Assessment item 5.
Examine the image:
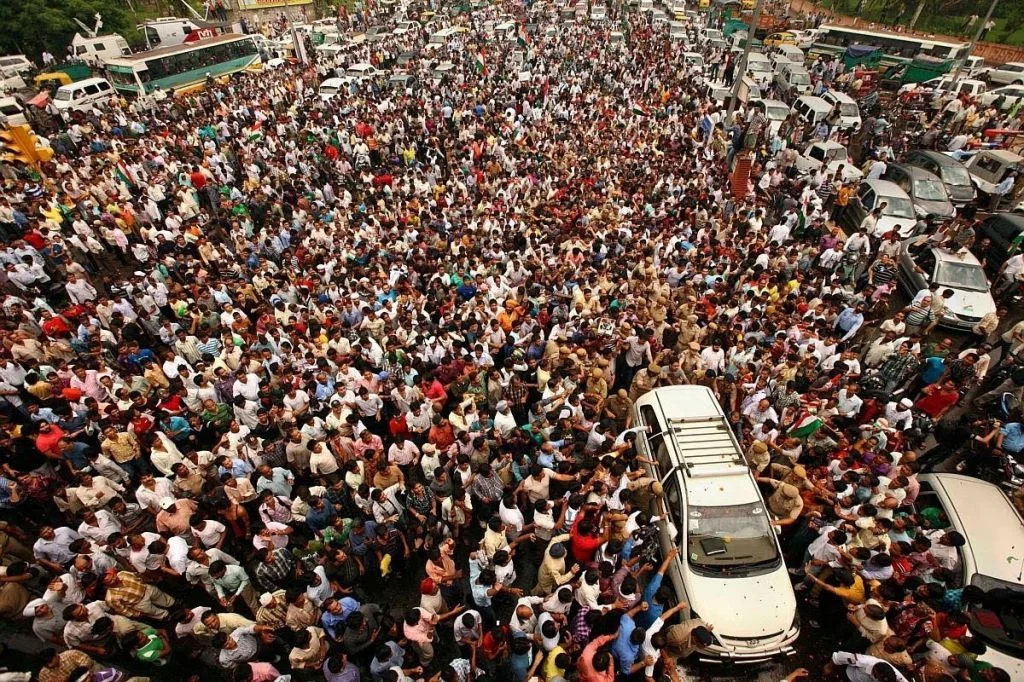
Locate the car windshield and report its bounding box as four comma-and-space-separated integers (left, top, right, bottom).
935, 261, 989, 291
55, 90, 73, 101
881, 195, 915, 219
791, 72, 811, 86
686, 502, 779, 572
320, 85, 340, 96
767, 104, 788, 119
967, 574, 1024, 657
914, 178, 948, 201
940, 165, 972, 187
839, 102, 859, 116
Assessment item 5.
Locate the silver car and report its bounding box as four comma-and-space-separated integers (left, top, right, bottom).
896, 241, 997, 330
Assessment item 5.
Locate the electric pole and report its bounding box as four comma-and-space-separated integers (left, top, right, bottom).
948, 0, 998, 87
725, 0, 764, 121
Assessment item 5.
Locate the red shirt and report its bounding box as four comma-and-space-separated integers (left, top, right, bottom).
570, 516, 604, 564
915, 388, 959, 419
35, 424, 66, 455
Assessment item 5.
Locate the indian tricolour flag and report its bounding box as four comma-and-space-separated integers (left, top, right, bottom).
474, 50, 487, 76
517, 23, 531, 47
114, 160, 135, 189
631, 102, 650, 116
788, 411, 823, 439
248, 121, 264, 142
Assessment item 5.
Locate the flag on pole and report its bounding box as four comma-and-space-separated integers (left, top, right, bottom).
517, 23, 530, 47
631, 102, 649, 116
247, 121, 264, 141
474, 50, 487, 76
787, 412, 823, 439
114, 160, 135, 189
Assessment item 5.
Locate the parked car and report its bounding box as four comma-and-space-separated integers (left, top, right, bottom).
976, 213, 1024, 272
364, 25, 391, 41
635, 386, 799, 664
745, 52, 772, 78
981, 61, 1024, 86
897, 242, 995, 328
791, 94, 832, 128
393, 20, 420, 35
318, 77, 345, 100
820, 90, 861, 130
903, 149, 976, 207
340, 63, 382, 83
882, 163, 956, 221
763, 31, 798, 47
0, 54, 34, 77
898, 76, 986, 98
388, 72, 416, 90
682, 52, 705, 71
840, 179, 918, 237
913, 474, 1024, 681
793, 140, 864, 182
430, 61, 456, 85
774, 62, 812, 100
748, 98, 789, 136
962, 149, 1024, 201
791, 28, 821, 49
977, 84, 1024, 111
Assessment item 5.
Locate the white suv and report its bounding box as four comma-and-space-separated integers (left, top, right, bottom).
634, 386, 799, 664
983, 61, 1024, 86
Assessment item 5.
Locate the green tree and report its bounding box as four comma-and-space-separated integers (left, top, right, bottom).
0, 0, 136, 61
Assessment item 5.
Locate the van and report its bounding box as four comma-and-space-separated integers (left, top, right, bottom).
634, 386, 799, 663
775, 61, 812, 99
51, 77, 114, 114
69, 34, 131, 66
820, 90, 861, 129
682, 52, 705, 71
775, 44, 805, 66
963, 149, 1024, 199
0, 96, 28, 126
913, 474, 1024, 680
791, 94, 832, 128
0, 54, 34, 76
494, 21, 517, 40
140, 17, 200, 48
426, 27, 458, 51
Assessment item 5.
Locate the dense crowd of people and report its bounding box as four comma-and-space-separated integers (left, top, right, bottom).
0, 1, 1023, 682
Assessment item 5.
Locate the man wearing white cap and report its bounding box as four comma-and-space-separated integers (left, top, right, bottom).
885, 398, 915, 432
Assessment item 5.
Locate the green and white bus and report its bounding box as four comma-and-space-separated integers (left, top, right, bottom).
809, 25, 970, 67
104, 34, 261, 96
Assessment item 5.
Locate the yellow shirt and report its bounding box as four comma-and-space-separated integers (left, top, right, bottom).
544, 646, 567, 682
833, 575, 867, 605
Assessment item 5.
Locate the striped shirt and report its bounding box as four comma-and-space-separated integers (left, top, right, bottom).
904, 305, 934, 327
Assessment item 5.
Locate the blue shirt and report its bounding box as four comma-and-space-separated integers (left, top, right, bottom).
612, 614, 641, 671
920, 356, 945, 385
306, 498, 337, 532
510, 633, 532, 682
469, 557, 493, 607
1002, 422, 1024, 454
835, 308, 863, 335
635, 573, 664, 629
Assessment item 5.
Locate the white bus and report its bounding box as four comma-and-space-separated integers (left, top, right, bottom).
104, 34, 261, 96
811, 24, 970, 63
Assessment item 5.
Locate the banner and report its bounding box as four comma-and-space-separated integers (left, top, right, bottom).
236, 0, 313, 9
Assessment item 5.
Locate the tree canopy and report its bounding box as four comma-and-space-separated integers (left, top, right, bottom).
0, 0, 136, 61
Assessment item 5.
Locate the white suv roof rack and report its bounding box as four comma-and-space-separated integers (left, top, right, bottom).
665, 416, 746, 477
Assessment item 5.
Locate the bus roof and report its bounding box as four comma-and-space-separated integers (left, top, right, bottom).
105, 33, 249, 65
817, 24, 968, 48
